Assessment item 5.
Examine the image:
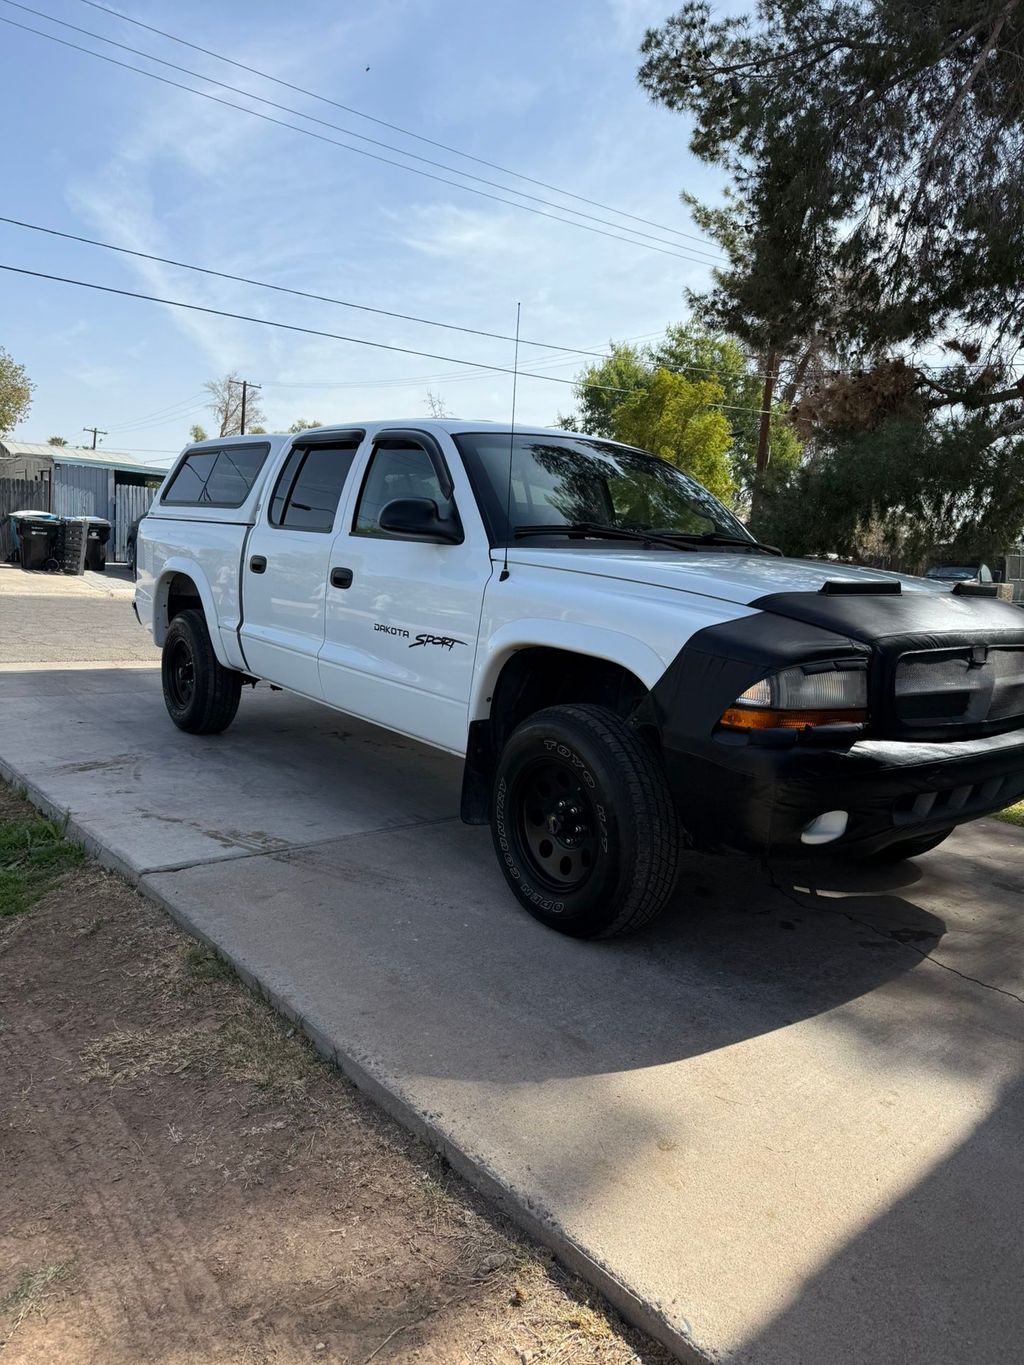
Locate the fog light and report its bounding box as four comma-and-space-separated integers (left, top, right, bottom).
801, 810, 849, 845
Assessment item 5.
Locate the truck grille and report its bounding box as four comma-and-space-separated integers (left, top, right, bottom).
894, 644, 1024, 732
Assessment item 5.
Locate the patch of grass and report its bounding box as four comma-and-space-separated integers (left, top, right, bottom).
0, 1261, 74, 1336
82, 986, 322, 1099
181, 940, 236, 985
0, 811, 84, 918
995, 801, 1024, 828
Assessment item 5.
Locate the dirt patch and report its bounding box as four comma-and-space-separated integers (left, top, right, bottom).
0, 786, 672, 1364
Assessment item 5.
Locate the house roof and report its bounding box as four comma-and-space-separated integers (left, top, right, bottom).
0, 440, 172, 478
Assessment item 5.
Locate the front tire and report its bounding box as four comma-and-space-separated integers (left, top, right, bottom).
491, 704, 680, 938
162, 609, 242, 735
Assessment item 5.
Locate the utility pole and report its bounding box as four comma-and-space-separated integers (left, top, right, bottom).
230, 379, 261, 436
82, 426, 107, 449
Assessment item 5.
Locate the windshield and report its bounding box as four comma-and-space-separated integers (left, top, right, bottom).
926, 566, 979, 581
454, 431, 753, 547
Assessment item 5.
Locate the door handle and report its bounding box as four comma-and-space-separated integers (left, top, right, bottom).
330, 566, 354, 589
249, 554, 267, 574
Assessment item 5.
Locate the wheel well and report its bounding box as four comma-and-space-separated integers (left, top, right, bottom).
461, 648, 651, 823
489, 647, 648, 747
166, 573, 204, 623
153, 572, 205, 646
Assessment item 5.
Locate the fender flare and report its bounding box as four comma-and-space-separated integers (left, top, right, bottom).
469, 619, 667, 722
152, 557, 229, 666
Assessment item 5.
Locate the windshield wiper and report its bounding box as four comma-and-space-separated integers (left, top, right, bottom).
513, 522, 781, 555
649, 529, 783, 557
513, 522, 699, 552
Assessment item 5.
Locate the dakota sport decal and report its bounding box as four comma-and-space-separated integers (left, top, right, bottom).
409, 634, 467, 651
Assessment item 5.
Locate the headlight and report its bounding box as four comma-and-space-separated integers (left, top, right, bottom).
719, 662, 868, 731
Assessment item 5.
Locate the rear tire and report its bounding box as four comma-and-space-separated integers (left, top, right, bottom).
491, 703, 680, 938
864, 827, 954, 863
162, 608, 242, 735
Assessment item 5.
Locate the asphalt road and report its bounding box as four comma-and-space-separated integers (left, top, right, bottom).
0, 563, 157, 666
2, 571, 1022, 1364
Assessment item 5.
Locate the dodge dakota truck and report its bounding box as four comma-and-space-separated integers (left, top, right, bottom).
136, 420, 1024, 937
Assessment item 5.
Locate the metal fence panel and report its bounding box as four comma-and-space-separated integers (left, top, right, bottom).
114, 484, 158, 561
53, 464, 114, 521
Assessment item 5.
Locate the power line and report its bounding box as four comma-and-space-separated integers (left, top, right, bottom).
0, 262, 796, 416
0, 215, 625, 357
105, 391, 209, 432
0, 12, 720, 267
4, 0, 727, 264
73, 0, 720, 253
0, 214, 775, 392
107, 404, 210, 435
0, 262, 640, 394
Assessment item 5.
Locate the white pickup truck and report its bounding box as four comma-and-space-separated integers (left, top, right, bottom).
136, 420, 1024, 937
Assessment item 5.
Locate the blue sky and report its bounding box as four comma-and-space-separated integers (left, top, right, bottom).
0, 0, 729, 466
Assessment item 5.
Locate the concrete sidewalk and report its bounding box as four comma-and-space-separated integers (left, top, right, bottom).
1, 640, 1022, 1359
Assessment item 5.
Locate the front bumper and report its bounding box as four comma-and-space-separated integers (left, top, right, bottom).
666, 727, 1024, 857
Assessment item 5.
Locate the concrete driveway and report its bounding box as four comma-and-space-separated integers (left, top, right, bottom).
2, 575, 1022, 1364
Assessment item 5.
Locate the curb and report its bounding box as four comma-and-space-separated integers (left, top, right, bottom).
1, 751, 707, 1365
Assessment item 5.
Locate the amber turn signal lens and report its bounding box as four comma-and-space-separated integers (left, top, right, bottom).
719, 706, 868, 731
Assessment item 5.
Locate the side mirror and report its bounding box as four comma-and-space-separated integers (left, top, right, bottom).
378, 497, 462, 544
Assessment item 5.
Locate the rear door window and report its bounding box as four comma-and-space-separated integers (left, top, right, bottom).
269, 440, 361, 533
162, 443, 270, 507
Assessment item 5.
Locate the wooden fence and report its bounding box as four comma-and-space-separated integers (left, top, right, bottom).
114, 484, 158, 561
0, 477, 50, 562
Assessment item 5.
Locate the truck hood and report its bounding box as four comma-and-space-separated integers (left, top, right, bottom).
496, 546, 944, 607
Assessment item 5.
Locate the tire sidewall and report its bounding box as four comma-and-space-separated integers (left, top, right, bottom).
492, 717, 634, 936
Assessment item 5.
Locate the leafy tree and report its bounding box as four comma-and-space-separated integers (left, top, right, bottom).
638, 0, 1024, 552
613, 369, 735, 501
639, 1, 1024, 362
0, 347, 33, 435
47, 435, 68, 446
189, 423, 208, 443
204, 373, 266, 437
562, 342, 653, 438
288, 418, 323, 433
562, 324, 800, 517
764, 409, 1024, 566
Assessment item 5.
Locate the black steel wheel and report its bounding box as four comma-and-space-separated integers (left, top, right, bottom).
512, 756, 600, 894
161, 608, 242, 734
165, 634, 196, 711
491, 703, 681, 938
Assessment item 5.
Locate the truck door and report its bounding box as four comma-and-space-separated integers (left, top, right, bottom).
239, 431, 364, 697
319, 428, 491, 752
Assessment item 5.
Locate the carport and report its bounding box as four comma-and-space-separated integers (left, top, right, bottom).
0, 440, 166, 561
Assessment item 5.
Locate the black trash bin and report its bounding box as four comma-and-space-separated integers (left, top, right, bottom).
82, 516, 112, 571
59, 517, 88, 575
16, 515, 61, 571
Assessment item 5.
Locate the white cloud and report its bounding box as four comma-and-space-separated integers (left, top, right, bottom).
26, 0, 726, 442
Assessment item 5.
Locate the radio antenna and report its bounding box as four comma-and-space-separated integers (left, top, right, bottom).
499, 301, 521, 582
